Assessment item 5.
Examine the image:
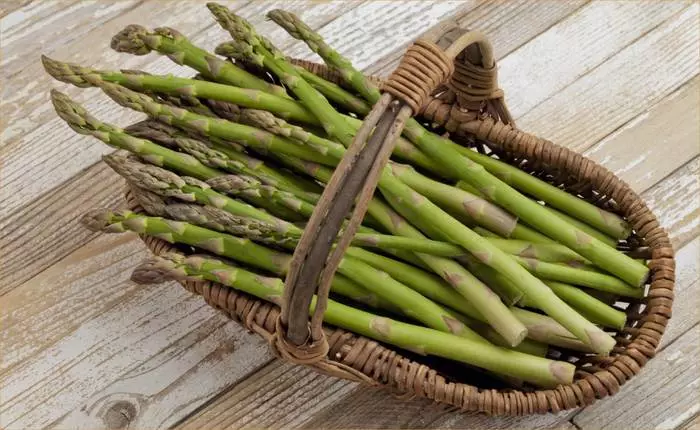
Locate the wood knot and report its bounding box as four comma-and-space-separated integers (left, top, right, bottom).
103, 401, 137, 429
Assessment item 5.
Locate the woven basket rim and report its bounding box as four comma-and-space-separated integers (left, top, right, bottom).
124, 61, 674, 415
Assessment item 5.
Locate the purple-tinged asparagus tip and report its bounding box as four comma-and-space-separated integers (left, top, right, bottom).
111, 24, 152, 55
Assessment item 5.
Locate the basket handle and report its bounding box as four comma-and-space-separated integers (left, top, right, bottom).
273, 23, 499, 363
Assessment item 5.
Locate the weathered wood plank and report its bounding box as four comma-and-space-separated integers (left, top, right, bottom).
681, 413, 700, 430
573, 323, 699, 430
178, 360, 357, 430
585, 76, 699, 193
0, 0, 360, 218
517, 4, 700, 153
369, 0, 590, 78
502, 0, 689, 119
0, 0, 36, 20
643, 157, 700, 249
0, 163, 123, 296
284, 1, 481, 68
0, 233, 273, 430
1, 0, 142, 78
658, 238, 700, 350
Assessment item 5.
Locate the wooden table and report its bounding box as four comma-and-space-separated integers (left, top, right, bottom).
1, 1, 698, 428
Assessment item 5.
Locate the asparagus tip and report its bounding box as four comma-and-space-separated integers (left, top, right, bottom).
130, 186, 168, 216
131, 253, 188, 284
111, 24, 153, 55
80, 208, 117, 232
42, 55, 100, 87
50, 89, 98, 134
266, 9, 302, 35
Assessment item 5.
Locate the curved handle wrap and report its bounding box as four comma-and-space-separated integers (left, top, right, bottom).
275, 23, 503, 364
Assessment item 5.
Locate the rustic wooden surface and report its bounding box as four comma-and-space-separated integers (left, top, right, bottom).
1, 1, 698, 429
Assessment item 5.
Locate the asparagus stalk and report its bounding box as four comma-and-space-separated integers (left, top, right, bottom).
543, 281, 626, 330
94, 81, 339, 167
459, 255, 524, 306
450, 146, 631, 240
457, 180, 617, 247
388, 162, 519, 238
42, 55, 315, 123
83, 209, 292, 274
364, 200, 528, 346
377, 183, 615, 354
124, 119, 324, 195
268, 9, 631, 240
86, 208, 488, 342
102, 152, 282, 224
292, 64, 371, 115
515, 257, 644, 298
110, 24, 288, 97
208, 4, 357, 145
134, 252, 574, 386
267, 8, 647, 288
223, 12, 615, 351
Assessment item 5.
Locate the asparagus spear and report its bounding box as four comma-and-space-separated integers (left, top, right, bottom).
269, 9, 631, 240
542, 282, 626, 330
124, 119, 323, 195
267, 8, 647, 288
110, 24, 287, 97
85, 208, 488, 342
42, 55, 314, 123
133, 252, 574, 386
456, 180, 617, 247
208, 4, 357, 145
450, 145, 631, 240
83, 209, 292, 274
102, 151, 282, 224
515, 257, 644, 298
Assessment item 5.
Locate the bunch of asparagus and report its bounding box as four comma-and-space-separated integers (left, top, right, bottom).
44, 3, 649, 388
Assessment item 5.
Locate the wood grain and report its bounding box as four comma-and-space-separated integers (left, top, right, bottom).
1, 0, 142, 78
0, 163, 124, 295
178, 360, 357, 430
681, 413, 700, 430
517, 4, 700, 153
501, 0, 689, 119
585, 77, 700, 193
369, 0, 590, 78
2, 2, 698, 429
643, 157, 700, 249
657, 238, 700, 350
0, 0, 37, 19
573, 323, 699, 430
0, 233, 274, 429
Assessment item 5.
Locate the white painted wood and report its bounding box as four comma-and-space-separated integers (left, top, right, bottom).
573, 323, 699, 430
369, 0, 589, 78
517, 4, 700, 153
0, 233, 273, 430
659, 238, 700, 349
0, 163, 123, 294
585, 77, 700, 193
501, 0, 689, 118
283, 1, 481, 68
1, 0, 140, 78
2, 2, 699, 429
643, 157, 700, 248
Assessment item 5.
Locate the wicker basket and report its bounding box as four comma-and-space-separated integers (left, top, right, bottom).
124, 21, 674, 415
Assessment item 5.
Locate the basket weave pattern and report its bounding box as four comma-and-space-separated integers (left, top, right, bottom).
125, 54, 674, 414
